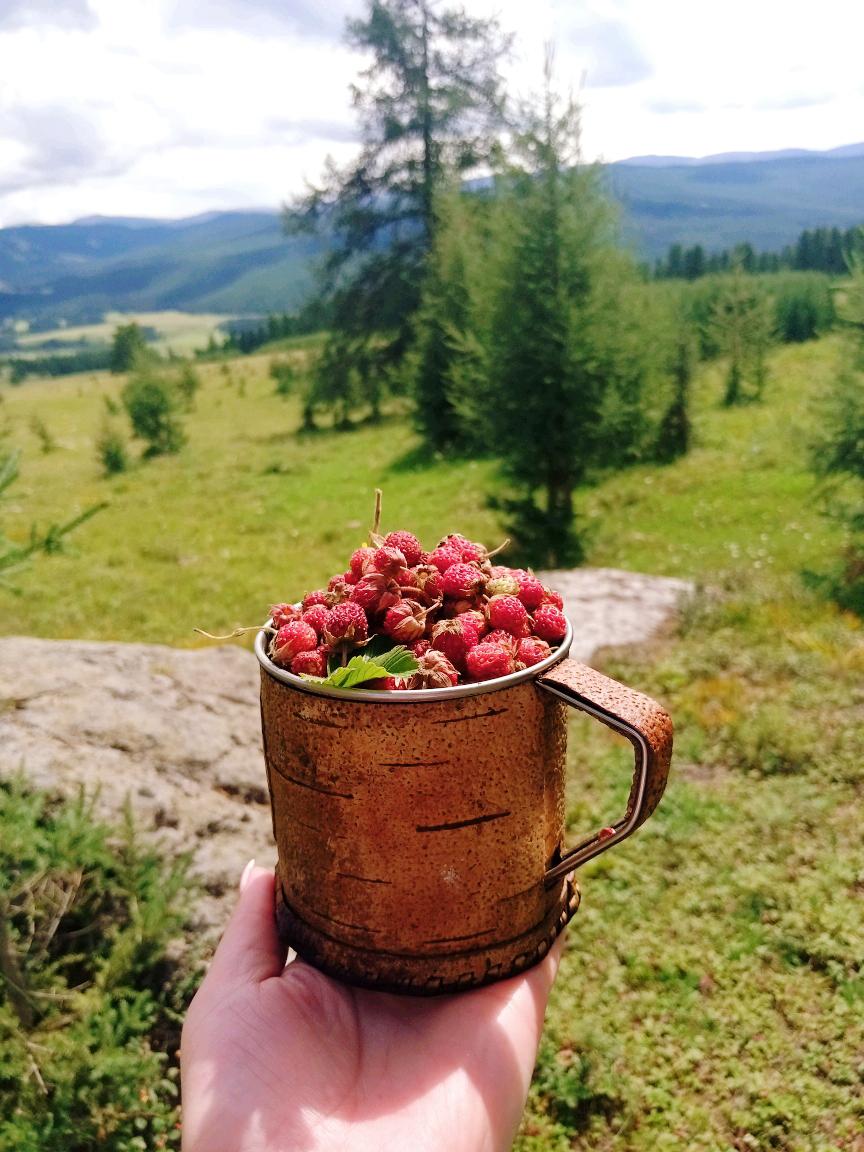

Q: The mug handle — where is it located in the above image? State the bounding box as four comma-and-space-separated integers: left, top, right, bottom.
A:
537, 658, 673, 886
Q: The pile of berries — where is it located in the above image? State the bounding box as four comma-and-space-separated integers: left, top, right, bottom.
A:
266, 529, 567, 690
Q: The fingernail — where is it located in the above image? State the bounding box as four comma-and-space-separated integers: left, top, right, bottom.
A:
240, 859, 256, 892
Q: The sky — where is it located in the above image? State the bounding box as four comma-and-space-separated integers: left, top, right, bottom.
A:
0, 0, 862, 228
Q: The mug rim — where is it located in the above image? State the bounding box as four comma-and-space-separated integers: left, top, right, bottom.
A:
254, 617, 573, 702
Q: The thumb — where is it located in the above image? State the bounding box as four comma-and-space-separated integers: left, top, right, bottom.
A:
206, 861, 286, 985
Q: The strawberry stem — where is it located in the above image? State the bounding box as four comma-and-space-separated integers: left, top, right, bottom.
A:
193, 624, 269, 641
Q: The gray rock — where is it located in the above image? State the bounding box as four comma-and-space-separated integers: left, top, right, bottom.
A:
0, 568, 692, 935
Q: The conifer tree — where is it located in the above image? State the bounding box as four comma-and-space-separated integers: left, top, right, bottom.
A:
811, 247, 864, 612
710, 267, 774, 405
474, 56, 652, 564
288, 0, 509, 427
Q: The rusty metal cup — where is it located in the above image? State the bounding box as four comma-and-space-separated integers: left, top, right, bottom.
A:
255, 621, 672, 995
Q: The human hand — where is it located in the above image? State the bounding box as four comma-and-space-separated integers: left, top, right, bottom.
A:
181, 863, 563, 1152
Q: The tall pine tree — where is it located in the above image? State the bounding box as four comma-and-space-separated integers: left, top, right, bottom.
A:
287, 0, 509, 427
476, 57, 654, 564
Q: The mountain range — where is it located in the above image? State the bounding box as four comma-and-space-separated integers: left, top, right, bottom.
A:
1, 145, 863, 327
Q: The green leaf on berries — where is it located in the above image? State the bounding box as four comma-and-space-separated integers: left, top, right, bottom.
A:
310, 646, 418, 689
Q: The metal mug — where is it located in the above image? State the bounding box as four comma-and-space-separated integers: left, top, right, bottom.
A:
255, 621, 672, 995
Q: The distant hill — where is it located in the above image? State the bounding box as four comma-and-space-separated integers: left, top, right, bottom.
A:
1, 145, 863, 327
606, 149, 864, 258
0, 212, 320, 327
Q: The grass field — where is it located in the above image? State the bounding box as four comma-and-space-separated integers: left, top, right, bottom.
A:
12, 310, 234, 358
1, 336, 862, 1148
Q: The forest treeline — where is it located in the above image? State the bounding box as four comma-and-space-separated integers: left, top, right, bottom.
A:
654, 224, 862, 279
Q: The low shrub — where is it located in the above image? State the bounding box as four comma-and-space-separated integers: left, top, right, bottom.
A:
0, 780, 197, 1151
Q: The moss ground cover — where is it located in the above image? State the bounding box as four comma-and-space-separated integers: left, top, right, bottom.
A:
1, 333, 862, 1147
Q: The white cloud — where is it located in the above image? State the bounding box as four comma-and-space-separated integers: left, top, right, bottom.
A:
0, 0, 862, 225
0, 0, 95, 31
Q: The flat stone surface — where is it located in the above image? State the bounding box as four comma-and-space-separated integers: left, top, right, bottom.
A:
0, 568, 692, 935
540, 567, 694, 662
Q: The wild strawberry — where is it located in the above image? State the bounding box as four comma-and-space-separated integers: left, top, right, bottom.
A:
323, 601, 369, 647
533, 603, 567, 643
444, 534, 505, 566
382, 600, 428, 643
290, 646, 329, 677
483, 628, 518, 653
427, 544, 462, 573
302, 589, 329, 611
407, 650, 460, 689
384, 530, 423, 567
514, 571, 546, 611
349, 573, 400, 616
488, 565, 511, 579
271, 620, 318, 666
486, 574, 520, 598
409, 563, 444, 603
441, 562, 485, 600
343, 569, 358, 586
542, 587, 564, 610
458, 609, 487, 640
301, 603, 330, 636
431, 615, 480, 669
456, 539, 487, 564
372, 545, 407, 578
349, 546, 376, 579
516, 636, 551, 669
465, 642, 515, 681
486, 594, 528, 635
327, 574, 352, 601
270, 602, 301, 628
410, 638, 432, 657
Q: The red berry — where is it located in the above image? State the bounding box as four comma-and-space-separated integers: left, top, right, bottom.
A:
382, 601, 427, 643
458, 539, 487, 563
431, 616, 479, 670
411, 639, 432, 657
407, 650, 460, 689
484, 629, 518, 652
543, 587, 564, 610
349, 546, 376, 579
439, 532, 471, 552
516, 636, 551, 669
290, 646, 328, 677
270, 602, 300, 628
302, 589, 329, 611
441, 562, 485, 599
271, 621, 318, 666
301, 604, 330, 636
465, 642, 515, 682
533, 604, 567, 643
514, 571, 546, 611
486, 594, 528, 635
372, 545, 407, 578
323, 601, 369, 646
409, 563, 444, 602
427, 544, 462, 573
349, 573, 400, 616
384, 530, 423, 567
327, 574, 352, 602
457, 609, 486, 641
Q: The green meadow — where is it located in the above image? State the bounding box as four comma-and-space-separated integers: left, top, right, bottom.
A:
1, 333, 862, 1148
